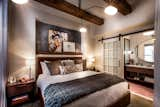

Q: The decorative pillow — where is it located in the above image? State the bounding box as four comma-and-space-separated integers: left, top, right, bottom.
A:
61, 60, 75, 66
46, 61, 61, 75
62, 64, 83, 74
75, 63, 83, 72
75, 59, 83, 64
63, 65, 75, 74
40, 62, 51, 75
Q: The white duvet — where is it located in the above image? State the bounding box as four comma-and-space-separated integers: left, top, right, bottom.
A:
37, 71, 101, 95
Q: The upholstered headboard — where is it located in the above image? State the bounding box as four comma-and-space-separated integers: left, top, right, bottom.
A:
36, 54, 84, 79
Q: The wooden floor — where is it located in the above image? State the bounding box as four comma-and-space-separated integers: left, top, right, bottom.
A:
128, 94, 153, 107
16, 93, 153, 107
129, 82, 153, 100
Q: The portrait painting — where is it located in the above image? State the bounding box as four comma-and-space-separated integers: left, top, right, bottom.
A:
48, 30, 62, 53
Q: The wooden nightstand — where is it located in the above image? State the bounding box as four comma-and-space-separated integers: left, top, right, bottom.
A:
6, 79, 36, 107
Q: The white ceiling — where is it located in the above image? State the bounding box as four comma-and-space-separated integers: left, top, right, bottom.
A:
66, 0, 109, 18
31, 0, 155, 25
66, 0, 144, 18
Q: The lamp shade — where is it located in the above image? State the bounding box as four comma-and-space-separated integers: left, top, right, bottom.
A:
104, 5, 118, 16
87, 57, 95, 63
79, 27, 87, 33
26, 58, 35, 66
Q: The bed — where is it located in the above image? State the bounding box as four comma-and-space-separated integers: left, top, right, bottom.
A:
36, 55, 130, 107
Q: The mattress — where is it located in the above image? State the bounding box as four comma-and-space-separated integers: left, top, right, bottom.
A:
37, 71, 101, 95
37, 71, 129, 107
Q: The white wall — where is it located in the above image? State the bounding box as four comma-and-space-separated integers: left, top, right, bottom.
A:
8, 1, 96, 79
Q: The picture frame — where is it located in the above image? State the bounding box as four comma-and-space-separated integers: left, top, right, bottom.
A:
63, 42, 75, 52
48, 30, 62, 53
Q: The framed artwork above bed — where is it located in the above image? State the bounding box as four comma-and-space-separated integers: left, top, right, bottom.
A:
36, 21, 81, 54
48, 30, 63, 53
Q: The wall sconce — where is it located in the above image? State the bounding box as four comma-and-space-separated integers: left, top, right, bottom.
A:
26, 58, 35, 79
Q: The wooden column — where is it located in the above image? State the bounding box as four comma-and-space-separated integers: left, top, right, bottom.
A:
0, 0, 8, 107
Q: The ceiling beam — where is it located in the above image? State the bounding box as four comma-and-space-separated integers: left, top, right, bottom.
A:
104, 0, 132, 15
34, 0, 104, 25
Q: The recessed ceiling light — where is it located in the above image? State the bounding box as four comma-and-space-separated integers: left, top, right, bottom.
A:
104, 5, 118, 16
79, 27, 87, 33
143, 30, 155, 36
12, 0, 29, 4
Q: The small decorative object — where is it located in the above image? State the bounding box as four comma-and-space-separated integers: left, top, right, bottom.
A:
48, 30, 62, 53
19, 74, 30, 83
63, 42, 75, 52
8, 76, 16, 84
129, 51, 135, 64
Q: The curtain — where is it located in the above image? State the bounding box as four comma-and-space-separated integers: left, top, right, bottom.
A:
0, 0, 8, 107
154, 0, 160, 107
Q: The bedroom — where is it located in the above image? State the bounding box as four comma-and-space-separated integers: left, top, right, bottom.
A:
0, 0, 160, 107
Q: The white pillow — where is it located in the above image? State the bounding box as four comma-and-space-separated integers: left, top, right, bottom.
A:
40, 61, 50, 75
59, 66, 65, 75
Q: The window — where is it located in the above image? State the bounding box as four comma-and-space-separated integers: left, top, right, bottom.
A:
144, 44, 154, 62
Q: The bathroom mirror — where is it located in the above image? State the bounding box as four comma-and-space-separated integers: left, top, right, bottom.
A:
124, 30, 155, 64
136, 39, 155, 62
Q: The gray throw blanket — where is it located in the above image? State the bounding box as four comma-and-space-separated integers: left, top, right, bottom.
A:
44, 73, 125, 107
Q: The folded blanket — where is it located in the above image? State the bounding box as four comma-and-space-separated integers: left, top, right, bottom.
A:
44, 73, 125, 107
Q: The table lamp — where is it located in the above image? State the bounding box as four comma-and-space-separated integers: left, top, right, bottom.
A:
26, 58, 35, 79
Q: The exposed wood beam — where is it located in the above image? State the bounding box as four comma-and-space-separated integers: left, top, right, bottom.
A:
104, 0, 132, 15
34, 0, 104, 25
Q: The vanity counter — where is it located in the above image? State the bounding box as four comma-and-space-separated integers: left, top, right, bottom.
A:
125, 65, 154, 77
125, 64, 154, 70
124, 65, 154, 88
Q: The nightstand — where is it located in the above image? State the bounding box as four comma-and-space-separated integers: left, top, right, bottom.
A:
6, 79, 36, 107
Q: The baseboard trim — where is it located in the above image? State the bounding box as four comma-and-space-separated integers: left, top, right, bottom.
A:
131, 91, 153, 101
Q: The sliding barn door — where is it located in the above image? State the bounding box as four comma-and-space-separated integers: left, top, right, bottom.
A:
103, 38, 121, 77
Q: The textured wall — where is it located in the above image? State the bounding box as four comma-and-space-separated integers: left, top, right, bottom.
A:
8, 1, 96, 80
